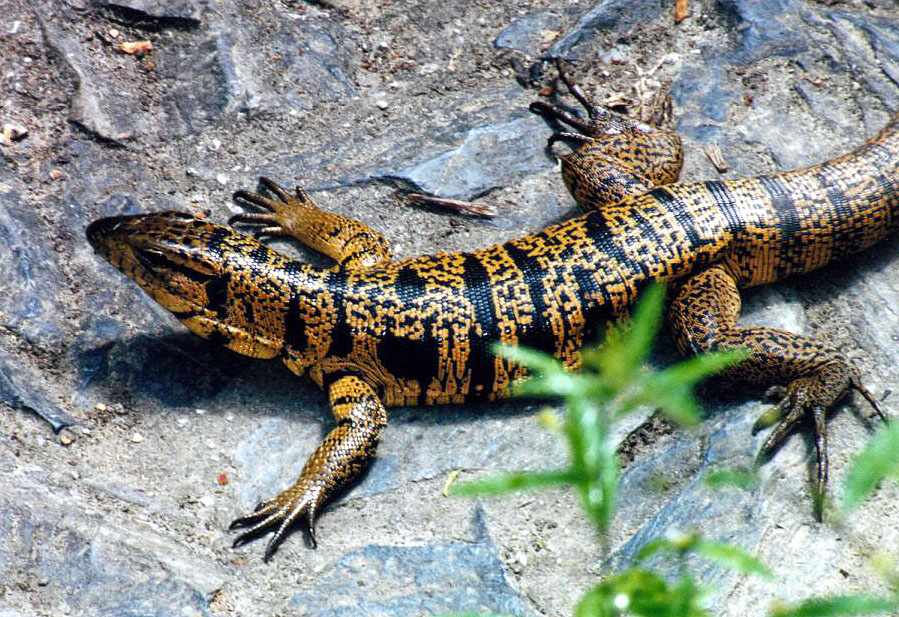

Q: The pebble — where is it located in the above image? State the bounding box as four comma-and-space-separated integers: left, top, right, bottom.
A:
49, 169, 65, 181
198, 494, 215, 508
375, 99, 389, 110
215, 174, 228, 186
130, 432, 144, 444
176, 417, 189, 428
2, 122, 27, 143
95, 403, 108, 412
58, 429, 76, 446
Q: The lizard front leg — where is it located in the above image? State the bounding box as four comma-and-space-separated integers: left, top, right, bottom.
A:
230, 373, 387, 560
230, 177, 391, 270
668, 264, 886, 518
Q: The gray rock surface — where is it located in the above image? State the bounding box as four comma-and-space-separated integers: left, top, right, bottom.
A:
2, 0, 899, 616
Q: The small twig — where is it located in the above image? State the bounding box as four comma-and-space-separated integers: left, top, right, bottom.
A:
704, 144, 729, 173
405, 193, 497, 218
442, 469, 462, 497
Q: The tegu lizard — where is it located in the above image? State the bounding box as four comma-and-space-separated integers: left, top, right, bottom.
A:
87, 64, 893, 561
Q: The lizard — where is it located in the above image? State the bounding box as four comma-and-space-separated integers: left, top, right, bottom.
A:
86, 63, 894, 561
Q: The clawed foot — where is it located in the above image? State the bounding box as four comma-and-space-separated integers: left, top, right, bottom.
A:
752, 372, 888, 520
530, 58, 655, 153
529, 59, 601, 150
230, 177, 313, 239
229, 483, 324, 562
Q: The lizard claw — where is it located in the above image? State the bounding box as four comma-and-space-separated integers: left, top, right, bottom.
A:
851, 378, 890, 423
229, 485, 323, 560
751, 367, 874, 522
230, 178, 320, 242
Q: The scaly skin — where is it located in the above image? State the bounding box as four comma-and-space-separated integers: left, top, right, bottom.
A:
87, 64, 895, 560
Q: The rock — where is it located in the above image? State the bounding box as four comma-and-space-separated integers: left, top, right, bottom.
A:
548, 0, 664, 59
40, 11, 143, 144
493, 11, 561, 55
0, 480, 225, 616
289, 509, 532, 617
0, 187, 66, 348
717, 0, 808, 64
0, 349, 76, 432
270, 21, 357, 111
154, 31, 245, 133
41, 8, 238, 142
91, 0, 203, 29
79, 332, 250, 408
379, 114, 555, 200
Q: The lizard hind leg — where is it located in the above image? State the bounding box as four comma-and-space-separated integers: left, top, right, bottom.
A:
668, 264, 884, 520
529, 60, 684, 210
231, 177, 391, 270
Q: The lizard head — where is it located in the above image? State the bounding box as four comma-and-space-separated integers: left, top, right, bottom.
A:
87, 212, 326, 363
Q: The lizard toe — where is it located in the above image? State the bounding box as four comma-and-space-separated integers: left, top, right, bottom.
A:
229, 482, 326, 559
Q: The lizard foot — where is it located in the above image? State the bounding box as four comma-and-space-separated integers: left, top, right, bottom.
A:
529, 58, 602, 148
230, 177, 313, 239
753, 366, 887, 520
229, 479, 324, 562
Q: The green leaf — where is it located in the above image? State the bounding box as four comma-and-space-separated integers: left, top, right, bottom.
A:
575, 440, 620, 533
590, 283, 666, 389
449, 469, 574, 497
635, 534, 771, 579
621, 282, 666, 368
574, 569, 669, 617
635, 531, 699, 563
493, 343, 561, 374
512, 371, 576, 398
634, 349, 748, 427
574, 585, 618, 617
694, 540, 772, 578
632, 377, 701, 427
770, 595, 899, 617
659, 349, 748, 384
575, 569, 709, 617
842, 421, 899, 513
704, 468, 760, 491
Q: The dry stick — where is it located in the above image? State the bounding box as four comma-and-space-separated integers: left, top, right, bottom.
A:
405, 193, 497, 218
704, 144, 729, 173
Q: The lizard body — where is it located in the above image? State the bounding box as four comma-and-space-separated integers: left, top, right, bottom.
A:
87, 66, 896, 560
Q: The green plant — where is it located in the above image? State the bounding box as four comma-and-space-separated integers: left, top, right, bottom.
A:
446, 282, 899, 617
452, 284, 743, 540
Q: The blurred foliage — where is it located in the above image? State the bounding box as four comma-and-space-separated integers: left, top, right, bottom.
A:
445, 283, 899, 617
